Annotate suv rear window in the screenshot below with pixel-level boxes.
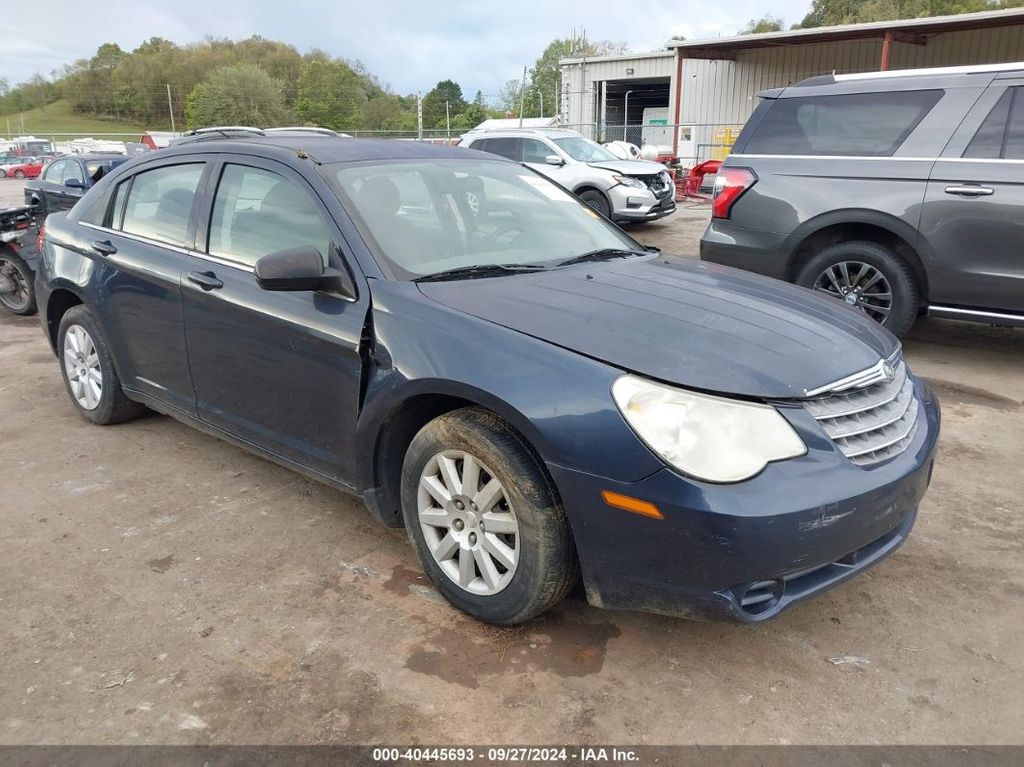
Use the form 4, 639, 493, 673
745, 90, 943, 157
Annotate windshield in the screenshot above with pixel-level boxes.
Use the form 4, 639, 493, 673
327, 159, 640, 280
553, 137, 619, 163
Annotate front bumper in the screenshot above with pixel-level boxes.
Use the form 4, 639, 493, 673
548, 379, 940, 623
608, 184, 676, 222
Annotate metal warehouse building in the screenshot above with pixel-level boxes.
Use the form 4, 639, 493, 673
559, 8, 1024, 164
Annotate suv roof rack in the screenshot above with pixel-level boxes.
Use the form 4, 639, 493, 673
834, 61, 1024, 82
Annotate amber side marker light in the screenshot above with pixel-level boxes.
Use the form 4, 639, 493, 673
601, 490, 664, 520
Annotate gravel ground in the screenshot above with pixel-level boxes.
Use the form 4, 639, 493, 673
1, 181, 1022, 746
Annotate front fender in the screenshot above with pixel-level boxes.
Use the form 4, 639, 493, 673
354, 281, 664, 494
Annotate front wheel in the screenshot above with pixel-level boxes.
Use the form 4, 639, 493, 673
401, 407, 578, 624
57, 305, 146, 425
577, 189, 610, 218
796, 241, 920, 338
0, 250, 37, 315
13, 170, 25, 179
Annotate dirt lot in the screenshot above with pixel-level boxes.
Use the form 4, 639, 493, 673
1, 181, 1022, 746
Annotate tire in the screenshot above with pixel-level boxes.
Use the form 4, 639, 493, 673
0, 169, 6, 178
796, 240, 920, 338
577, 189, 610, 218
0, 250, 37, 315
14, 170, 25, 179
401, 407, 578, 624
57, 305, 146, 425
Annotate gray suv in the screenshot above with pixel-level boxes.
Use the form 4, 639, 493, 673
700, 62, 1024, 337
459, 128, 676, 223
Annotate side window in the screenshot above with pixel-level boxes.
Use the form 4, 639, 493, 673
746, 90, 943, 156
469, 138, 490, 153
483, 137, 520, 161
63, 161, 86, 187
43, 159, 66, 182
964, 89, 1013, 159
109, 180, 131, 228
1003, 88, 1024, 160
522, 139, 552, 163
208, 164, 332, 267
119, 163, 205, 247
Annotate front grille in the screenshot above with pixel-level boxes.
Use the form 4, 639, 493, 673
640, 173, 673, 199
803, 359, 919, 467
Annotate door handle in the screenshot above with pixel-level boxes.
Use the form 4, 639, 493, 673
944, 185, 994, 197
186, 270, 224, 291
91, 240, 117, 256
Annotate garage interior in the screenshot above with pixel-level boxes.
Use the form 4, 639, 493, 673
600, 78, 670, 145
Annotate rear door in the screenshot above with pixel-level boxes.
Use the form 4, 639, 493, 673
920, 81, 1024, 312
181, 157, 367, 483
82, 156, 210, 415
34, 159, 68, 214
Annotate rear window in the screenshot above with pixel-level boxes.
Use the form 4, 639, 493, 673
745, 89, 943, 156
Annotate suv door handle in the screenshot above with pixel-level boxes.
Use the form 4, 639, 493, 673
944, 185, 994, 197
186, 270, 224, 291
91, 240, 117, 256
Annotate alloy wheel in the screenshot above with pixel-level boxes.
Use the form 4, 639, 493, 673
0, 258, 30, 312
812, 260, 893, 323
63, 324, 103, 410
417, 450, 519, 596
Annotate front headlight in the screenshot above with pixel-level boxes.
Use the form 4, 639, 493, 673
612, 375, 806, 483
613, 174, 647, 189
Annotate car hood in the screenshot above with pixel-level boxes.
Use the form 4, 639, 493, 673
587, 159, 665, 176
417, 256, 898, 399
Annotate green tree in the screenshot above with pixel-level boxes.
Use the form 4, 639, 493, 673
741, 15, 785, 33
797, 0, 1019, 28
528, 37, 629, 120
422, 79, 467, 129
363, 94, 411, 131
295, 59, 368, 130
185, 64, 289, 128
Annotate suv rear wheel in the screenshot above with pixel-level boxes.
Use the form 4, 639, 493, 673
796, 241, 919, 337
577, 189, 610, 218
401, 407, 578, 624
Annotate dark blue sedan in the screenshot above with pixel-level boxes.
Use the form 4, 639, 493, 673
34, 127, 940, 624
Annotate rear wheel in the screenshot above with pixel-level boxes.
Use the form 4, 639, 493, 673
0, 251, 36, 315
13, 169, 25, 179
0, 169, 6, 178
57, 305, 146, 425
796, 241, 919, 337
577, 189, 610, 218
401, 407, 578, 624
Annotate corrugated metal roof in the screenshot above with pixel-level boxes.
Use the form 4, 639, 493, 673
670, 8, 1024, 53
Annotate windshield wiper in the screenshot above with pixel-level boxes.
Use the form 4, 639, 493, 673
556, 248, 647, 267
414, 263, 547, 282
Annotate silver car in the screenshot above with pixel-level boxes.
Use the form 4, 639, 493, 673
459, 128, 676, 224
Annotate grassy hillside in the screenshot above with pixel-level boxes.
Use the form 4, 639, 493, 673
0, 100, 152, 138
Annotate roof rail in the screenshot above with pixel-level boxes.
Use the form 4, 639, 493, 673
186, 126, 266, 137
264, 126, 338, 136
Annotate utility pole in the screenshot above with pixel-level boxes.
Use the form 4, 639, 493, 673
538, 90, 543, 119
518, 65, 527, 127
417, 91, 423, 141
446, 100, 450, 141
166, 84, 176, 134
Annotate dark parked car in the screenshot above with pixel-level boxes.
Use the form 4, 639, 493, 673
36, 127, 939, 624
701, 62, 1024, 337
25, 153, 128, 215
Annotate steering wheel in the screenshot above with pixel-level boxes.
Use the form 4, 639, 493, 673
481, 222, 525, 251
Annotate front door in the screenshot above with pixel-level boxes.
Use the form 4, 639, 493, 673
181, 158, 367, 482
920, 81, 1024, 313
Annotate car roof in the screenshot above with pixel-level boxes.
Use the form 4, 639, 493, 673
56, 153, 129, 163
165, 132, 499, 165
462, 128, 582, 139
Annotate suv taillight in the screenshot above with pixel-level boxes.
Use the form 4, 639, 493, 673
711, 167, 757, 219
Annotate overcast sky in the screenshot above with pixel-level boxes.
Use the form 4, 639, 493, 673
1, 0, 811, 96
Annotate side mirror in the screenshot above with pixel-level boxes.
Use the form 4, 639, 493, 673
544, 155, 565, 166
255, 246, 356, 298
65, 178, 84, 189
